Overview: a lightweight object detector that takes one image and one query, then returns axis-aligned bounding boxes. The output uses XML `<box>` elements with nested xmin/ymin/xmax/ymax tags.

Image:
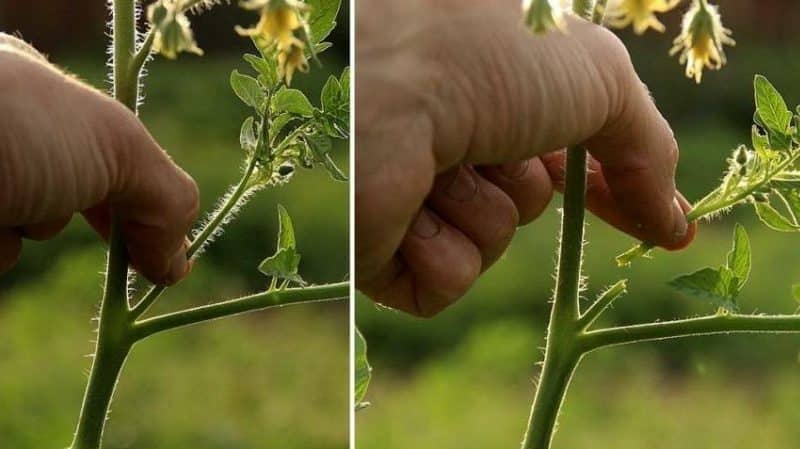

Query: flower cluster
<box><xmin>236</xmin><ymin>0</ymin><xmax>311</xmax><ymax>85</ymax></box>
<box><xmin>525</xmin><ymin>0</ymin><xmax>736</xmax><ymax>83</ymax></box>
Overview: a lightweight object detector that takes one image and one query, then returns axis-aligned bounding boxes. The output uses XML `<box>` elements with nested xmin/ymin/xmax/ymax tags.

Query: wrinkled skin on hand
<box><xmin>0</xmin><ymin>36</ymin><xmax>199</xmax><ymax>285</ymax></box>
<box><xmin>356</xmin><ymin>0</ymin><xmax>696</xmax><ymax>317</ymax></box>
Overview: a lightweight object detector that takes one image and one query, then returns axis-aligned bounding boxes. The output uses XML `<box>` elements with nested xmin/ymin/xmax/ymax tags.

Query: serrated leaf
<box><xmin>272</xmin><ymin>88</ymin><xmax>314</xmax><ymax>117</ymax></box>
<box><xmin>355</xmin><ymin>328</ymin><xmax>372</xmax><ymax>410</ymax></box>
<box><xmin>754</xmin><ymin>200</ymin><xmax>800</xmax><ymax>232</ymax></box>
<box><xmin>321</xmin><ymin>75</ymin><xmax>342</xmax><ymax>112</ymax></box>
<box><xmin>306</xmin><ymin>0</ymin><xmax>340</xmax><ymax>44</ymax></box>
<box><xmin>243</xmin><ymin>53</ymin><xmax>277</xmax><ymax>87</ymax></box>
<box><xmin>258</xmin><ymin>205</ymin><xmax>304</xmax><ymax>285</ymax></box>
<box><xmin>258</xmin><ymin>248</ymin><xmax>304</xmax><ymax>284</ymax></box>
<box><xmin>669</xmin><ymin>267</ymin><xmax>739</xmax><ymax>312</ymax></box>
<box><xmin>726</xmin><ymin>224</ymin><xmax>751</xmax><ymax>289</ymax></box>
<box><xmin>754</xmin><ymin>75</ymin><xmax>793</xmax><ymax>137</ymax></box>
<box><xmin>239</xmin><ymin>116</ymin><xmax>257</xmax><ymax>152</ymax></box>
<box><xmin>230</xmin><ymin>70</ymin><xmax>266</xmax><ymax>110</ymax></box>
<box><xmin>775</xmin><ymin>188</ymin><xmax>800</xmax><ymax>221</ymax></box>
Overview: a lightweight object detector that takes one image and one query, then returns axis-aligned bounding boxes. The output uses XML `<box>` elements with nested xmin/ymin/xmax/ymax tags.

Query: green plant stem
<box><xmin>70</xmin><ymin>217</ymin><xmax>133</xmax><ymax>449</ymax></box>
<box><xmin>131</xmin><ymin>281</ymin><xmax>349</xmax><ymax>340</ymax></box>
<box><xmin>131</xmin><ymin>156</ymin><xmax>259</xmax><ymax>317</ymax></box>
<box><xmin>582</xmin><ymin>313</ymin><xmax>800</xmax><ymax>351</ymax></box>
<box><xmin>577</xmin><ymin>279</ymin><xmax>627</xmax><ymax>330</ymax></box>
<box><xmin>521</xmin><ymin>146</ymin><xmax>587</xmax><ymax>449</ymax></box>
<box><xmin>621</xmin><ymin>150</ymin><xmax>800</xmax><ymax>263</ymax></box>
<box><xmin>70</xmin><ymin>1</ymin><xmax>140</xmax><ymax>447</ymax></box>
<box><xmin>129</xmin><ymin>27</ymin><xmax>155</xmax><ymax>79</ymax></box>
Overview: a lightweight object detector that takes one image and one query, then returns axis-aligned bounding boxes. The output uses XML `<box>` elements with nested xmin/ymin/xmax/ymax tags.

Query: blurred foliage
<box><xmin>0</xmin><ymin>19</ymin><xmax>349</xmax><ymax>448</ymax></box>
<box><xmin>357</xmin><ymin>14</ymin><xmax>800</xmax><ymax>449</ymax></box>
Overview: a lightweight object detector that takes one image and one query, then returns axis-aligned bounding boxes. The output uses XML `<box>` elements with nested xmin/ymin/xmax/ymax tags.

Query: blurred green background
<box><xmin>357</xmin><ymin>2</ymin><xmax>800</xmax><ymax>448</ymax></box>
<box><xmin>0</xmin><ymin>1</ymin><xmax>349</xmax><ymax>448</ymax></box>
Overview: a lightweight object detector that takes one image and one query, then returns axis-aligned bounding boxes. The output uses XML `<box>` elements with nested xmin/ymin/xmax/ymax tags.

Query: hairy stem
<box><xmin>131</xmin><ymin>281</ymin><xmax>349</xmax><ymax>341</ymax></box>
<box><xmin>70</xmin><ymin>1</ymin><xmax>139</xmax><ymax>447</ymax></box>
<box><xmin>131</xmin><ymin>156</ymin><xmax>259</xmax><ymax>317</ymax></box>
<box><xmin>521</xmin><ymin>146</ymin><xmax>587</xmax><ymax>449</ymax></box>
<box><xmin>70</xmin><ymin>217</ymin><xmax>132</xmax><ymax>449</ymax></box>
<box><xmin>583</xmin><ymin>313</ymin><xmax>800</xmax><ymax>351</ymax></box>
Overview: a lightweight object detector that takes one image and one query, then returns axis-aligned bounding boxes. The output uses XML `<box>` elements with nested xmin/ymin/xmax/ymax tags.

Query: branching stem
<box><xmin>131</xmin><ymin>282</ymin><xmax>349</xmax><ymax>340</ymax></box>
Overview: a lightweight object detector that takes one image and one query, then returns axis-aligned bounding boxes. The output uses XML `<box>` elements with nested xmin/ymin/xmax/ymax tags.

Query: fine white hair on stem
<box><xmin>190</xmin><ymin>182</ymin><xmax>264</xmax><ymax>259</ymax></box>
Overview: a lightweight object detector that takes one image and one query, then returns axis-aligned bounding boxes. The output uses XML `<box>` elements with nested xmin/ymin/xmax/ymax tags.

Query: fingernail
<box><xmin>672</xmin><ymin>197</ymin><xmax>688</xmax><ymax>241</ymax></box>
<box><xmin>499</xmin><ymin>160</ymin><xmax>529</xmax><ymax>180</ymax></box>
<box><xmin>162</xmin><ymin>247</ymin><xmax>190</xmax><ymax>286</ymax></box>
<box><xmin>411</xmin><ymin>209</ymin><xmax>440</xmax><ymax>239</ymax></box>
<box><xmin>445</xmin><ymin>166</ymin><xmax>478</xmax><ymax>201</ymax></box>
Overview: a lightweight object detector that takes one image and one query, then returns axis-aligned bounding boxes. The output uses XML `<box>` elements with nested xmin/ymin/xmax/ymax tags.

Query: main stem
<box><xmin>521</xmin><ymin>147</ymin><xmax>587</xmax><ymax>449</ymax></box>
<box><xmin>71</xmin><ymin>1</ymin><xmax>138</xmax><ymax>447</ymax></box>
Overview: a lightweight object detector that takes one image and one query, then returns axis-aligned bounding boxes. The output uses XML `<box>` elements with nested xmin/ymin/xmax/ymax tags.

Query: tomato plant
<box><xmin>65</xmin><ymin>1</ymin><xmax>349</xmax><ymax>448</ymax></box>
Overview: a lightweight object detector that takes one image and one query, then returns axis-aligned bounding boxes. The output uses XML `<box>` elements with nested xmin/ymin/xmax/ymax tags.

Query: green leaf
<box><xmin>258</xmin><ymin>205</ymin><xmax>304</xmax><ymax>285</ymax></box>
<box><xmin>321</xmin><ymin>75</ymin><xmax>342</xmax><ymax>112</ymax></box>
<box><xmin>258</xmin><ymin>248</ymin><xmax>303</xmax><ymax>284</ymax></box>
<box><xmin>355</xmin><ymin>328</ymin><xmax>372</xmax><ymax>410</ymax></box>
<box><xmin>269</xmin><ymin>113</ymin><xmax>296</xmax><ymax>143</ymax></box>
<box><xmin>754</xmin><ymin>75</ymin><xmax>793</xmax><ymax>137</ymax></box>
<box><xmin>272</xmin><ymin>88</ymin><xmax>314</xmax><ymax>117</ymax></box>
<box><xmin>754</xmin><ymin>200</ymin><xmax>800</xmax><ymax>232</ymax></box>
<box><xmin>340</xmin><ymin>67</ymin><xmax>350</xmax><ymax>99</ymax></box>
<box><xmin>230</xmin><ymin>70</ymin><xmax>266</xmax><ymax>110</ymax></box>
<box><xmin>725</xmin><ymin>224</ymin><xmax>751</xmax><ymax>288</ymax></box>
<box><xmin>669</xmin><ymin>267</ymin><xmax>739</xmax><ymax>312</ymax></box>
<box><xmin>306</xmin><ymin>0</ymin><xmax>340</xmax><ymax>44</ymax></box>
<box><xmin>239</xmin><ymin>116</ymin><xmax>257</xmax><ymax>152</ymax></box>
<box><xmin>243</xmin><ymin>53</ymin><xmax>277</xmax><ymax>88</ymax></box>
<box><xmin>306</xmin><ymin>133</ymin><xmax>348</xmax><ymax>181</ymax></box>
<box><xmin>774</xmin><ymin>189</ymin><xmax>800</xmax><ymax>222</ymax></box>
<box><xmin>751</xmin><ymin>125</ymin><xmax>771</xmax><ymax>154</ymax></box>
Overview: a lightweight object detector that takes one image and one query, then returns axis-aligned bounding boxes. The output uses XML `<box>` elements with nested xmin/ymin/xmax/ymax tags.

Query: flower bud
<box><xmin>734</xmin><ymin>146</ymin><xmax>749</xmax><ymax>166</ymax></box>
<box><xmin>524</xmin><ymin>0</ymin><xmax>564</xmax><ymax>34</ymax></box>
<box><xmin>148</xmin><ymin>0</ymin><xmax>203</xmax><ymax>59</ymax></box>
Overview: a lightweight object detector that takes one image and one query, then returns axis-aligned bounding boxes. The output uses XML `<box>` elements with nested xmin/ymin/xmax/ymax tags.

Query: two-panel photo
<box><xmin>1</xmin><ymin>0</ymin><xmax>799</xmax><ymax>448</ymax></box>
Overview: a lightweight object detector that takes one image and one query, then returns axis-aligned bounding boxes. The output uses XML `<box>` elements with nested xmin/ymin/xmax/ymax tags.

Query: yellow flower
<box><xmin>524</xmin><ymin>0</ymin><xmax>564</xmax><ymax>34</ymax></box>
<box><xmin>606</xmin><ymin>0</ymin><xmax>681</xmax><ymax>34</ymax></box>
<box><xmin>278</xmin><ymin>38</ymin><xmax>309</xmax><ymax>85</ymax></box>
<box><xmin>670</xmin><ymin>0</ymin><xmax>735</xmax><ymax>83</ymax></box>
<box><xmin>236</xmin><ymin>0</ymin><xmax>303</xmax><ymax>48</ymax></box>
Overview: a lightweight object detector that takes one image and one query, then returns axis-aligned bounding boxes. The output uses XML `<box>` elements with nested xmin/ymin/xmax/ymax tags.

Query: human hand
<box><xmin>0</xmin><ymin>38</ymin><xmax>199</xmax><ymax>285</ymax></box>
<box><xmin>355</xmin><ymin>0</ymin><xmax>696</xmax><ymax>317</ymax></box>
